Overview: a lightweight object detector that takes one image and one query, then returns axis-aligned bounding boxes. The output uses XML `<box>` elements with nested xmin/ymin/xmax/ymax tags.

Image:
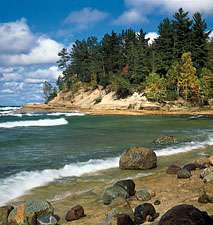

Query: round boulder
<box><xmin>134</xmin><ymin>203</ymin><xmax>158</xmax><ymax>224</ymax></box>
<box><xmin>136</xmin><ymin>189</ymin><xmax>151</xmax><ymax>201</ymax></box>
<box><xmin>183</xmin><ymin>163</ymin><xmax>198</xmax><ymax>172</ymax></box>
<box><xmin>65</xmin><ymin>205</ymin><xmax>85</xmax><ymax>222</ymax></box>
<box><xmin>119</xmin><ymin>147</ymin><xmax>157</xmax><ymax>170</ymax></box>
<box><xmin>158</xmin><ymin>204</ymin><xmax>213</xmax><ymax>225</ymax></box>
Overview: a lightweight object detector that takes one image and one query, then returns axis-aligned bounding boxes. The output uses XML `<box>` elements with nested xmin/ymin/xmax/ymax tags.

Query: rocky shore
<box><xmin>2</xmin><ymin>145</ymin><xmax>213</xmax><ymax>225</ymax></box>
<box><xmin>21</xmin><ymin>88</ymin><xmax>213</xmax><ymax>116</ymax></box>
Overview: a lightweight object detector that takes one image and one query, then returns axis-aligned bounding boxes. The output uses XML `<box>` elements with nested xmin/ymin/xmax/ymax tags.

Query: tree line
<box><xmin>44</xmin><ymin>8</ymin><xmax>213</xmax><ymax>105</ymax></box>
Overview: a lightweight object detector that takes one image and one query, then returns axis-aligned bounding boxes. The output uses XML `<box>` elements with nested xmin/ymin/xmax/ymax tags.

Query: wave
<box><xmin>46</xmin><ymin>112</ymin><xmax>85</xmax><ymax>117</ymax></box>
<box><xmin>0</xmin><ymin>106</ymin><xmax>20</xmax><ymax>111</ymax></box>
<box><xmin>0</xmin><ymin>157</ymin><xmax>119</xmax><ymax>206</ymax></box>
<box><xmin>0</xmin><ymin>112</ymin><xmax>85</xmax><ymax>117</ymax></box>
<box><xmin>0</xmin><ymin>118</ymin><xmax>68</xmax><ymax>128</ymax></box>
<box><xmin>155</xmin><ymin>134</ymin><xmax>213</xmax><ymax>156</ymax></box>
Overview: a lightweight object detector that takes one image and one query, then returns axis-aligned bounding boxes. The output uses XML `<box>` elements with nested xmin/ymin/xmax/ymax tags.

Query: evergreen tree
<box><xmin>57</xmin><ymin>48</ymin><xmax>70</xmax><ymax>70</ymax></box>
<box><xmin>207</xmin><ymin>38</ymin><xmax>213</xmax><ymax>70</ymax></box>
<box><xmin>155</xmin><ymin>18</ymin><xmax>174</xmax><ymax>75</ymax></box>
<box><xmin>191</xmin><ymin>12</ymin><xmax>209</xmax><ymax>71</ymax></box>
<box><xmin>173</xmin><ymin>8</ymin><xmax>192</xmax><ymax>58</ymax></box>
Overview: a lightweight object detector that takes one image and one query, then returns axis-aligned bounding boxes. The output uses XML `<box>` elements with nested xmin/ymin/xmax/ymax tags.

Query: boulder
<box><xmin>102</xmin><ymin>198</ymin><xmax>134</xmax><ymax>225</ymax></box>
<box><xmin>134</xmin><ymin>203</ymin><xmax>158</xmax><ymax>224</ymax></box>
<box><xmin>200</xmin><ymin>167</ymin><xmax>213</xmax><ymax>179</ymax></box>
<box><xmin>154</xmin><ymin>136</ymin><xmax>177</xmax><ymax>145</ymax></box>
<box><xmin>203</xmin><ymin>174</ymin><xmax>213</xmax><ymax>184</ymax></box>
<box><xmin>136</xmin><ymin>189</ymin><xmax>151</xmax><ymax>201</ymax></box>
<box><xmin>114</xmin><ymin>179</ymin><xmax>136</xmax><ymax>196</ymax></box>
<box><xmin>37</xmin><ymin>215</ymin><xmax>57</xmax><ymax>225</ymax></box>
<box><xmin>158</xmin><ymin>204</ymin><xmax>213</xmax><ymax>225</ymax></box>
<box><xmin>103</xmin><ymin>185</ymin><xmax>129</xmax><ymax>205</ymax></box>
<box><xmin>177</xmin><ymin>169</ymin><xmax>191</xmax><ymax>179</ymax></box>
<box><xmin>183</xmin><ymin>163</ymin><xmax>198</xmax><ymax>172</ymax></box>
<box><xmin>0</xmin><ymin>206</ymin><xmax>14</xmax><ymax>225</ymax></box>
<box><xmin>119</xmin><ymin>147</ymin><xmax>157</xmax><ymax>170</ymax></box>
<box><xmin>8</xmin><ymin>200</ymin><xmax>54</xmax><ymax>225</ymax></box>
<box><xmin>154</xmin><ymin>200</ymin><xmax>161</xmax><ymax>205</ymax></box>
<box><xmin>65</xmin><ymin>205</ymin><xmax>85</xmax><ymax>222</ymax></box>
<box><xmin>194</xmin><ymin>157</ymin><xmax>211</xmax><ymax>168</ymax></box>
<box><xmin>209</xmin><ymin>156</ymin><xmax>213</xmax><ymax>165</ymax></box>
<box><xmin>117</xmin><ymin>214</ymin><xmax>135</xmax><ymax>225</ymax></box>
<box><xmin>166</xmin><ymin>165</ymin><xmax>181</xmax><ymax>174</ymax></box>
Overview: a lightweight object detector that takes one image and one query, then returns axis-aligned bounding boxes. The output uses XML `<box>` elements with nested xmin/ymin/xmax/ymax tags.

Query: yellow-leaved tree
<box><xmin>178</xmin><ymin>52</ymin><xmax>200</xmax><ymax>101</ymax></box>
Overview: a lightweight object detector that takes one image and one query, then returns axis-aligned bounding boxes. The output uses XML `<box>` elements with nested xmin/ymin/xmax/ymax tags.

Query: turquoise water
<box><xmin>0</xmin><ymin>106</ymin><xmax>212</xmax><ymax>205</ymax></box>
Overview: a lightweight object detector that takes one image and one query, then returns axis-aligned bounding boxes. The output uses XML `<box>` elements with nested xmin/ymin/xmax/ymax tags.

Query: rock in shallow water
<box><xmin>183</xmin><ymin>163</ymin><xmax>198</xmax><ymax>172</ymax></box>
<box><xmin>136</xmin><ymin>189</ymin><xmax>151</xmax><ymax>201</ymax></box>
<box><xmin>166</xmin><ymin>164</ymin><xmax>181</xmax><ymax>174</ymax></box>
<box><xmin>8</xmin><ymin>200</ymin><xmax>54</xmax><ymax>225</ymax></box>
<box><xmin>114</xmin><ymin>179</ymin><xmax>136</xmax><ymax>197</ymax></box>
<box><xmin>119</xmin><ymin>147</ymin><xmax>157</xmax><ymax>170</ymax></box>
<box><xmin>177</xmin><ymin>169</ymin><xmax>191</xmax><ymax>179</ymax></box>
<box><xmin>37</xmin><ymin>215</ymin><xmax>57</xmax><ymax>225</ymax></box>
<box><xmin>65</xmin><ymin>205</ymin><xmax>85</xmax><ymax>222</ymax></box>
<box><xmin>158</xmin><ymin>204</ymin><xmax>213</xmax><ymax>225</ymax></box>
<box><xmin>0</xmin><ymin>205</ymin><xmax>14</xmax><ymax>225</ymax></box>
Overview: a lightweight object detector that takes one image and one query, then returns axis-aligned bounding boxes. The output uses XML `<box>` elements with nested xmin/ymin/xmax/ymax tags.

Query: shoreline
<box><xmin>12</xmin><ymin>145</ymin><xmax>213</xmax><ymax>224</ymax></box>
<box><xmin>21</xmin><ymin>103</ymin><xmax>213</xmax><ymax>116</ymax></box>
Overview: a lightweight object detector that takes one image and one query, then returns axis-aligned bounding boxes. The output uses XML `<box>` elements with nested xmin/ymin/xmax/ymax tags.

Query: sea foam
<box><xmin>0</xmin><ymin>157</ymin><xmax>119</xmax><ymax>206</ymax></box>
<box><xmin>155</xmin><ymin>134</ymin><xmax>213</xmax><ymax>156</ymax></box>
<box><xmin>0</xmin><ymin>118</ymin><xmax>68</xmax><ymax>128</ymax></box>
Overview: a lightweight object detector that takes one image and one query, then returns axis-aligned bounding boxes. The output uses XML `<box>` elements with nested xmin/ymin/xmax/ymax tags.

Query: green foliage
<box><xmin>55</xmin><ymin>8</ymin><xmax>212</xmax><ymax>106</ymax></box>
<box><xmin>144</xmin><ymin>73</ymin><xmax>167</xmax><ymax>102</ymax></box>
<box><xmin>111</xmin><ymin>74</ymin><xmax>133</xmax><ymax>99</ymax></box>
<box><xmin>94</xmin><ymin>96</ymin><xmax>102</xmax><ymax>104</ymax></box>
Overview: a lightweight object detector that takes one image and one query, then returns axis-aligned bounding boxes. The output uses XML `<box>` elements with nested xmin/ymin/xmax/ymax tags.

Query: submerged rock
<box><xmin>114</xmin><ymin>179</ymin><xmax>136</xmax><ymax>196</ymax></box>
<box><xmin>134</xmin><ymin>203</ymin><xmax>158</xmax><ymax>224</ymax></box>
<box><xmin>8</xmin><ymin>200</ymin><xmax>54</xmax><ymax>225</ymax></box>
<box><xmin>119</xmin><ymin>147</ymin><xmax>157</xmax><ymax>170</ymax></box>
<box><xmin>103</xmin><ymin>185</ymin><xmax>129</xmax><ymax>205</ymax></box>
<box><xmin>0</xmin><ymin>205</ymin><xmax>14</xmax><ymax>225</ymax></box>
<box><xmin>37</xmin><ymin>215</ymin><xmax>57</xmax><ymax>225</ymax></box>
<box><xmin>177</xmin><ymin>169</ymin><xmax>191</xmax><ymax>179</ymax></box>
<box><xmin>154</xmin><ymin>136</ymin><xmax>177</xmax><ymax>145</ymax></box>
<box><xmin>158</xmin><ymin>204</ymin><xmax>213</xmax><ymax>225</ymax></box>
<box><xmin>65</xmin><ymin>205</ymin><xmax>85</xmax><ymax>222</ymax></box>
<box><xmin>166</xmin><ymin>164</ymin><xmax>181</xmax><ymax>174</ymax></box>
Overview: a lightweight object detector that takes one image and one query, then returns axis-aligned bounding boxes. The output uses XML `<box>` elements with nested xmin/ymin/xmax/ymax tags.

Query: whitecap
<box><xmin>0</xmin><ymin>157</ymin><xmax>119</xmax><ymax>206</ymax></box>
<box><xmin>0</xmin><ymin>118</ymin><xmax>68</xmax><ymax>128</ymax></box>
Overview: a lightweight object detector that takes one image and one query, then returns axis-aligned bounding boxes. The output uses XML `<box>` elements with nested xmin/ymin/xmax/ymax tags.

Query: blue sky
<box><xmin>0</xmin><ymin>0</ymin><xmax>212</xmax><ymax>106</ymax></box>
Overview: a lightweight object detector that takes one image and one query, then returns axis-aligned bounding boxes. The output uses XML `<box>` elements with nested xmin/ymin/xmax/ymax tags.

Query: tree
<box><xmin>191</xmin><ymin>12</ymin><xmax>209</xmax><ymax>72</ymax></box>
<box><xmin>173</xmin><ymin>8</ymin><xmax>192</xmax><ymax>58</ymax></box>
<box><xmin>43</xmin><ymin>81</ymin><xmax>57</xmax><ymax>103</ymax></box>
<box><xmin>178</xmin><ymin>52</ymin><xmax>200</xmax><ymax>101</ymax></box>
<box><xmin>144</xmin><ymin>73</ymin><xmax>167</xmax><ymax>102</ymax></box>
<box><xmin>207</xmin><ymin>38</ymin><xmax>213</xmax><ymax>70</ymax></box>
<box><xmin>57</xmin><ymin>48</ymin><xmax>70</xmax><ymax>70</ymax></box>
<box><xmin>155</xmin><ymin>18</ymin><xmax>174</xmax><ymax>75</ymax></box>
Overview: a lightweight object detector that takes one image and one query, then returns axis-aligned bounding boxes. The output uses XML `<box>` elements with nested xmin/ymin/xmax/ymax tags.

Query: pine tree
<box><xmin>191</xmin><ymin>12</ymin><xmax>209</xmax><ymax>71</ymax></box>
<box><xmin>155</xmin><ymin>18</ymin><xmax>174</xmax><ymax>75</ymax></box>
<box><xmin>173</xmin><ymin>8</ymin><xmax>192</xmax><ymax>58</ymax></box>
<box><xmin>57</xmin><ymin>48</ymin><xmax>70</xmax><ymax>70</ymax></box>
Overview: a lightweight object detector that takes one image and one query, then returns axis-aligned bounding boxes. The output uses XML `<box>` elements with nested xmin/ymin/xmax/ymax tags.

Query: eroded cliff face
<box><xmin>48</xmin><ymin>87</ymin><xmax>160</xmax><ymax>110</ymax></box>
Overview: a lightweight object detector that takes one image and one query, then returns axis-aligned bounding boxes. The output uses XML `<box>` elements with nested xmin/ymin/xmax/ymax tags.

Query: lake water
<box><xmin>0</xmin><ymin>106</ymin><xmax>212</xmax><ymax>205</ymax></box>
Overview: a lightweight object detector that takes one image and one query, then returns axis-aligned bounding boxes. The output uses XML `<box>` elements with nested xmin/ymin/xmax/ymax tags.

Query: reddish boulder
<box><xmin>65</xmin><ymin>205</ymin><xmax>85</xmax><ymax>222</ymax></box>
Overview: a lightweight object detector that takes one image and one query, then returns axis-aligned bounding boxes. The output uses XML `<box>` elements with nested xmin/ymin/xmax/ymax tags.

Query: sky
<box><xmin>0</xmin><ymin>0</ymin><xmax>212</xmax><ymax>106</ymax></box>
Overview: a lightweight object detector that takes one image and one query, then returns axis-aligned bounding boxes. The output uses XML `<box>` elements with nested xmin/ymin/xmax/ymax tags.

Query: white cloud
<box><xmin>0</xmin><ymin>37</ymin><xmax>63</xmax><ymax>66</ymax></box>
<box><xmin>0</xmin><ymin>18</ymin><xmax>35</xmax><ymax>53</ymax></box>
<box><xmin>145</xmin><ymin>32</ymin><xmax>159</xmax><ymax>45</ymax></box>
<box><xmin>65</xmin><ymin>7</ymin><xmax>108</xmax><ymax>30</ymax></box>
<box><xmin>116</xmin><ymin>0</ymin><xmax>213</xmax><ymax>25</ymax></box>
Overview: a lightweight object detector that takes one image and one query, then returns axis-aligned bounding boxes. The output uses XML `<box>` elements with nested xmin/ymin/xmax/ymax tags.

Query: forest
<box><xmin>46</xmin><ymin>8</ymin><xmax>213</xmax><ymax>105</ymax></box>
